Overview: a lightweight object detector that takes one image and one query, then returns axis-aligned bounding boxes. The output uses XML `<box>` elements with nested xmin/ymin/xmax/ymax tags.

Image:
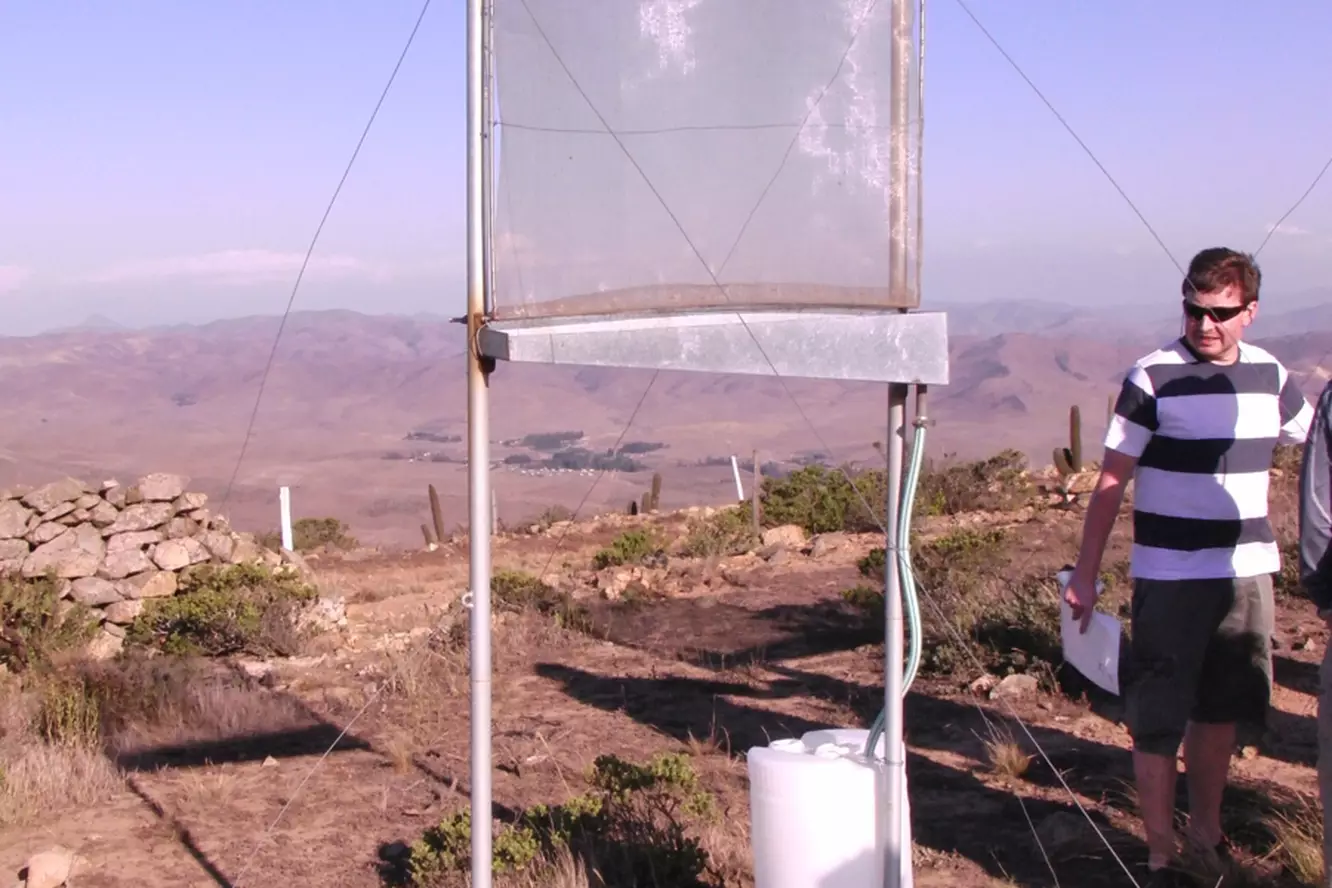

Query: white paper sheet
<box><xmin>1056</xmin><ymin>570</ymin><xmax>1122</xmax><ymax>696</ymax></box>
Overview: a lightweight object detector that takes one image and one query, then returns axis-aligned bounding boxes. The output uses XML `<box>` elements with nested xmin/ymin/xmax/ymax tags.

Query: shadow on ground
<box><xmin>535</xmin><ymin>660</ymin><xmax>1150</xmax><ymax>887</ymax></box>
<box><xmin>581</xmin><ymin>595</ymin><xmax>879</xmax><ymax>668</ymax></box>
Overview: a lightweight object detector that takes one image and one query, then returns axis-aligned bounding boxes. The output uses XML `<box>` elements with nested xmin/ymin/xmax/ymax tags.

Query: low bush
<box><xmin>257</xmin><ymin>516</ymin><xmax>358</xmax><ymax>553</ymax></box>
<box><xmin>0</xmin><ymin>573</ymin><xmax>99</xmax><ymax>673</ymax></box>
<box><xmin>592</xmin><ymin>530</ymin><xmax>663</xmax><ymax>570</ymax></box>
<box><xmin>756</xmin><ymin>465</ymin><xmax>885</xmax><ymax>535</ymax></box>
<box><xmin>914</xmin><ymin>449</ymin><xmax>1034</xmax><ymax>517</ymax></box>
<box><xmin>679</xmin><ymin>508</ymin><xmax>757</xmax><ymax>558</ymax></box>
<box><xmin>491</xmin><ymin>569</ymin><xmax>591</xmax><ymax>633</ymax></box>
<box><xmin>754</xmin><ymin>451</ymin><xmax>1033</xmax><ymax>536</ymax></box>
<box><xmin>842</xmin><ymin>527</ymin><xmax>1062</xmax><ymax>678</ymax></box>
<box><xmin>126</xmin><ymin>562</ymin><xmax>318</xmax><ymax>657</ymax></box>
<box><xmin>408</xmin><ymin>752</ymin><xmax>720</xmax><ymax>887</ymax></box>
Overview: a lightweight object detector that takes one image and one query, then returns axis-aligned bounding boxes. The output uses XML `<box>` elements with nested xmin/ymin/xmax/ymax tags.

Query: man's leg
<box><xmin>1182</xmin><ymin>721</ymin><xmax>1236</xmax><ymax>848</ymax></box>
<box><xmin>1133</xmin><ymin>748</ymin><xmax>1181</xmax><ymax>869</ymax></box>
<box><xmin>1318</xmin><ymin>639</ymin><xmax>1332</xmax><ymax>886</ymax></box>
<box><xmin>1188</xmin><ymin>574</ymin><xmax>1275</xmax><ymax>852</ymax></box>
<box><xmin>1125</xmin><ymin>579</ymin><xmax>1219</xmax><ymax>870</ymax></box>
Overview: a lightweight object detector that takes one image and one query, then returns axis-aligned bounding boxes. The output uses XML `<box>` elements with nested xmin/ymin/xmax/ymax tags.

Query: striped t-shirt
<box><xmin>1104</xmin><ymin>337</ymin><xmax>1314</xmax><ymax>580</ymax></box>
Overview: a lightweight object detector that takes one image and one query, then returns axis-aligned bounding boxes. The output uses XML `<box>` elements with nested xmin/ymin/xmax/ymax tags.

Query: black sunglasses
<box><xmin>1182</xmin><ymin>299</ymin><xmax>1247</xmax><ymax>323</ymax></box>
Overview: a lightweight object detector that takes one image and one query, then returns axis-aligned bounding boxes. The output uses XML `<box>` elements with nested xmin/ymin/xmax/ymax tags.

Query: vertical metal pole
<box><xmin>914</xmin><ymin>0</ymin><xmax>926</xmax><ymax>303</ymax></box>
<box><xmin>481</xmin><ymin>0</ymin><xmax>496</xmax><ymax>316</ymax></box>
<box><xmin>466</xmin><ymin>0</ymin><xmax>494</xmax><ymax>885</ymax></box>
<box><xmin>882</xmin><ymin>385</ymin><xmax>908</xmax><ymax>888</ymax></box>
<box><xmin>889</xmin><ymin>0</ymin><xmax>912</xmax><ymax>305</ymax></box>
<box><xmin>884</xmin><ymin>0</ymin><xmax>914</xmax><ymax>885</ymax></box>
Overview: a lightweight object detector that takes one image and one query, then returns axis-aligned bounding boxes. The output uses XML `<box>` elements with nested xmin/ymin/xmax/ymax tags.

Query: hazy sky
<box><xmin>3</xmin><ymin>1</ymin><xmax>1332</xmax><ymax>335</ymax></box>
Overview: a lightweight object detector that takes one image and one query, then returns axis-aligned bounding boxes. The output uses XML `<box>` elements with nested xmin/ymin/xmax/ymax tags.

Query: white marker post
<box><xmin>730</xmin><ymin>455</ymin><xmax>745</xmax><ymax>501</ymax></box>
<box><xmin>279</xmin><ymin>486</ymin><xmax>293</xmax><ymax>551</ymax></box>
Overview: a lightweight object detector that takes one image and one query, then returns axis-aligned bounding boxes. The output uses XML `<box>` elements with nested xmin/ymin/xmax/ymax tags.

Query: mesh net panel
<box><xmin>490</xmin><ymin>0</ymin><xmax>923</xmax><ymax>319</ymax></box>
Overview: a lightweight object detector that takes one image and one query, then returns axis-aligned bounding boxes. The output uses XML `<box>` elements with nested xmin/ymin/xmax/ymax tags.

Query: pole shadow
<box><xmin>534</xmin><ymin>661</ymin><xmax>1147</xmax><ymax>887</ymax></box>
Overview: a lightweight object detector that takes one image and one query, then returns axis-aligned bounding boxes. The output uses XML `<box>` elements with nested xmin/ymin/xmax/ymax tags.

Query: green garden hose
<box><xmin>864</xmin><ymin>418</ymin><xmax>927</xmax><ymax>760</ymax></box>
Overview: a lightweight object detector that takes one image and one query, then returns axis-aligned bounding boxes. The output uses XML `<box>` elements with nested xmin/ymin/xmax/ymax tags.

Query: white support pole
<box><xmin>279</xmin><ymin>486</ymin><xmax>293</xmax><ymax>552</ymax></box>
<box><xmin>730</xmin><ymin>455</ymin><xmax>745</xmax><ymax>501</ymax></box>
<box><xmin>884</xmin><ymin>0</ymin><xmax>914</xmax><ymax>884</ymax></box>
<box><xmin>481</xmin><ymin>0</ymin><xmax>495</xmax><ymax>316</ymax></box>
<box><xmin>882</xmin><ymin>385</ymin><xmax>908</xmax><ymax>888</ymax></box>
<box><xmin>467</xmin><ymin>0</ymin><xmax>494</xmax><ymax>885</ymax></box>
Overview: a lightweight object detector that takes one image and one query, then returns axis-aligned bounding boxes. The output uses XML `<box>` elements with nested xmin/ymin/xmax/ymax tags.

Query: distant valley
<box><xmin>3</xmin><ymin>297</ymin><xmax>1331</xmax><ymax>547</ymax></box>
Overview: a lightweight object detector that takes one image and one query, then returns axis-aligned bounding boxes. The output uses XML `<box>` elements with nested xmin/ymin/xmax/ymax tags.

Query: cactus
<box><xmin>1053</xmin><ymin>405</ymin><xmax>1082</xmax><ymax>475</ymax></box>
<box><xmin>628</xmin><ymin>500</ymin><xmax>639</xmax><ymax>516</ymax></box>
<box><xmin>421</xmin><ymin>522</ymin><xmax>436</xmax><ymax>547</ymax></box>
<box><xmin>428</xmin><ymin>483</ymin><xmax>446</xmax><ymax>543</ymax></box>
<box><xmin>649</xmin><ymin>472</ymin><xmax>663</xmax><ymax>511</ymax></box>
<box><xmin>640</xmin><ymin>491</ymin><xmax>651</xmax><ymax>514</ymax></box>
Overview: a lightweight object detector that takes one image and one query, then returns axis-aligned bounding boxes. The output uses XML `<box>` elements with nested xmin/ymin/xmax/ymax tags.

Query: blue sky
<box><xmin>3</xmin><ymin>0</ymin><xmax>1331</xmax><ymax>335</ymax></box>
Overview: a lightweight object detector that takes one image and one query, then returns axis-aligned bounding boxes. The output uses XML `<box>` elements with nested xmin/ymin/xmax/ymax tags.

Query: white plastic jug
<box><xmin>747</xmin><ymin>728</ymin><xmax>913</xmax><ymax>888</ymax></box>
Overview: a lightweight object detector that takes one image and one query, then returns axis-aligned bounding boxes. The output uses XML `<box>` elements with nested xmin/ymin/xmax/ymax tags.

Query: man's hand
<box><xmin>1063</xmin><ymin>571</ymin><xmax>1100</xmax><ymax>633</ymax></box>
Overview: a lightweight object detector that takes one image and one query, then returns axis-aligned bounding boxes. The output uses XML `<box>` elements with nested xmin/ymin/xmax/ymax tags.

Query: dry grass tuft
<box><xmin>0</xmin><ymin>647</ymin><xmax>329</xmax><ymax>830</ymax></box>
<box><xmin>0</xmin><ymin>738</ymin><xmax>123</xmax><ymax>826</ymax></box>
<box><xmin>1267</xmin><ymin>797</ymin><xmax>1325</xmax><ymax>886</ymax></box>
<box><xmin>0</xmin><ymin>672</ymin><xmax>121</xmax><ymax>826</ymax></box>
<box><xmin>981</xmin><ymin>726</ymin><xmax>1033</xmax><ymax>783</ymax></box>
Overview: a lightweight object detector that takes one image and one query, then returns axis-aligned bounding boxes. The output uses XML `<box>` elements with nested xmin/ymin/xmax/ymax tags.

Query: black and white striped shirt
<box><xmin>1105</xmin><ymin>337</ymin><xmax>1313</xmax><ymax>580</ymax></box>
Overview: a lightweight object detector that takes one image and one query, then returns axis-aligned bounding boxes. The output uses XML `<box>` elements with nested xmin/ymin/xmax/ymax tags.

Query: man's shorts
<box><xmin>1124</xmin><ymin>574</ymin><xmax>1274</xmax><ymax>757</ymax></box>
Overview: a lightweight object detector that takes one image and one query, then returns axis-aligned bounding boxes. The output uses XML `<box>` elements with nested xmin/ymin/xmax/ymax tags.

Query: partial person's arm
<box><xmin>1066</xmin><ymin>365</ymin><xmax>1155</xmax><ymax>630</ymax></box>
<box><xmin>1071</xmin><ymin>448</ymin><xmax>1138</xmax><ymax>584</ymax></box>
<box><xmin>1298</xmin><ymin>379</ymin><xmax>1332</xmax><ymax>621</ymax></box>
<box><xmin>1279</xmin><ymin>363</ymin><xmax>1316</xmax><ymax>444</ymax></box>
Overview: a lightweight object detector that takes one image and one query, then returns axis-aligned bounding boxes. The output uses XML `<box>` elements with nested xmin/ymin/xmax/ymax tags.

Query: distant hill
<box><xmin>0</xmin><ymin>305</ymin><xmax>1329</xmax><ymax>545</ymax></box>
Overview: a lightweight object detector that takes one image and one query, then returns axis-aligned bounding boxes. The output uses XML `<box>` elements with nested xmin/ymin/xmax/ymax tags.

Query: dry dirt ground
<box><xmin>2</xmin><ymin>487</ymin><xmax>1328</xmax><ymax>888</ymax></box>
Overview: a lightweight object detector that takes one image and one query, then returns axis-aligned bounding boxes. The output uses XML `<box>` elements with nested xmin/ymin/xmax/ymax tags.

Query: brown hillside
<box><xmin>0</xmin><ymin>451</ymin><xmax>1324</xmax><ymax>886</ymax></box>
<box><xmin>0</xmin><ymin>311</ymin><xmax>1328</xmax><ymax>548</ymax></box>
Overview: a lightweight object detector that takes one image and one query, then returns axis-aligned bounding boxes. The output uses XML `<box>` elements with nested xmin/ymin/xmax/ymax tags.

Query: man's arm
<box><xmin>1298</xmin><ymin>379</ymin><xmax>1332</xmax><ymax>617</ymax></box>
<box><xmin>1066</xmin><ymin>366</ymin><xmax>1155</xmax><ymax>626</ymax></box>
<box><xmin>1076</xmin><ymin>366</ymin><xmax>1155</xmax><ymax>573</ymax></box>
<box><xmin>1072</xmin><ymin>447</ymin><xmax>1138</xmax><ymax>583</ymax></box>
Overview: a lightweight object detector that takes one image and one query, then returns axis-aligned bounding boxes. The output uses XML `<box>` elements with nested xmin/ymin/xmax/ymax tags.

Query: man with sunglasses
<box><xmin>1063</xmin><ymin>246</ymin><xmax>1313</xmax><ymax>884</ymax></box>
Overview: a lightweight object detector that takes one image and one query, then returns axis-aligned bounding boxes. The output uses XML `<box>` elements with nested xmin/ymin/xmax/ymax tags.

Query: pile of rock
<box><xmin>0</xmin><ymin>473</ymin><xmax>304</xmax><ymax>655</ymax></box>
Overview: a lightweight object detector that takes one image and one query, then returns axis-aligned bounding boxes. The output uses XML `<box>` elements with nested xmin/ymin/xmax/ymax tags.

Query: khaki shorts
<box><xmin>1124</xmin><ymin>575</ymin><xmax>1274</xmax><ymax>756</ymax></box>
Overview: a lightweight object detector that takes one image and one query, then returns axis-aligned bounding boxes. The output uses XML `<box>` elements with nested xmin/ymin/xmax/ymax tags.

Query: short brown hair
<box><xmin>1181</xmin><ymin>247</ymin><xmax>1261</xmax><ymax>304</ymax></box>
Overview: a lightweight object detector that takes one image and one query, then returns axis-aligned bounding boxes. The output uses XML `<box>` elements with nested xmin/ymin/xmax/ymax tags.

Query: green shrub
<box><xmin>532</xmin><ymin>505</ymin><xmax>574</xmax><ymax>529</ymax></box>
<box><xmin>679</xmin><ymin>508</ymin><xmax>757</xmax><ymax>558</ymax></box>
<box><xmin>490</xmin><ymin>569</ymin><xmax>591</xmax><ymax>632</ymax></box>
<box><xmin>592</xmin><ymin>530</ymin><xmax>663</xmax><ymax>570</ymax></box>
<box><xmin>913</xmin><ymin>450</ymin><xmax>1033</xmax><ymax>517</ymax></box>
<box><xmin>842</xmin><ymin>528</ymin><xmax>1061</xmax><ymax>678</ymax></box>
<box><xmin>755</xmin><ymin>465</ymin><xmax>885</xmax><ymax>535</ymax></box>
<box><xmin>126</xmin><ymin>563</ymin><xmax>317</xmax><ymax>657</ymax></box>
<box><xmin>256</xmin><ymin>517</ymin><xmax>357</xmax><ymax>553</ymax></box>
<box><xmin>0</xmin><ymin>573</ymin><xmax>98</xmax><ymax>673</ymax></box>
<box><xmin>751</xmin><ymin>451</ymin><xmax>1033</xmax><ymax>536</ymax></box>
<box><xmin>408</xmin><ymin>752</ymin><xmax>718</xmax><ymax>887</ymax></box>
<box><xmin>36</xmin><ymin>673</ymin><xmax>101</xmax><ymax>748</ymax></box>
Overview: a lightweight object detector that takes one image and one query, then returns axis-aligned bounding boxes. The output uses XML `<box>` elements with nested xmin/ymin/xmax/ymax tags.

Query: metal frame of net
<box><xmin>488</xmin><ymin>0</ymin><xmax>924</xmax><ymax>321</ymax></box>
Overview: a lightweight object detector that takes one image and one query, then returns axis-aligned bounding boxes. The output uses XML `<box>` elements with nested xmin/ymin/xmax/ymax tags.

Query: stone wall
<box><xmin>0</xmin><ymin>473</ymin><xmax>303</xmax><ymax>653</ymax></box>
